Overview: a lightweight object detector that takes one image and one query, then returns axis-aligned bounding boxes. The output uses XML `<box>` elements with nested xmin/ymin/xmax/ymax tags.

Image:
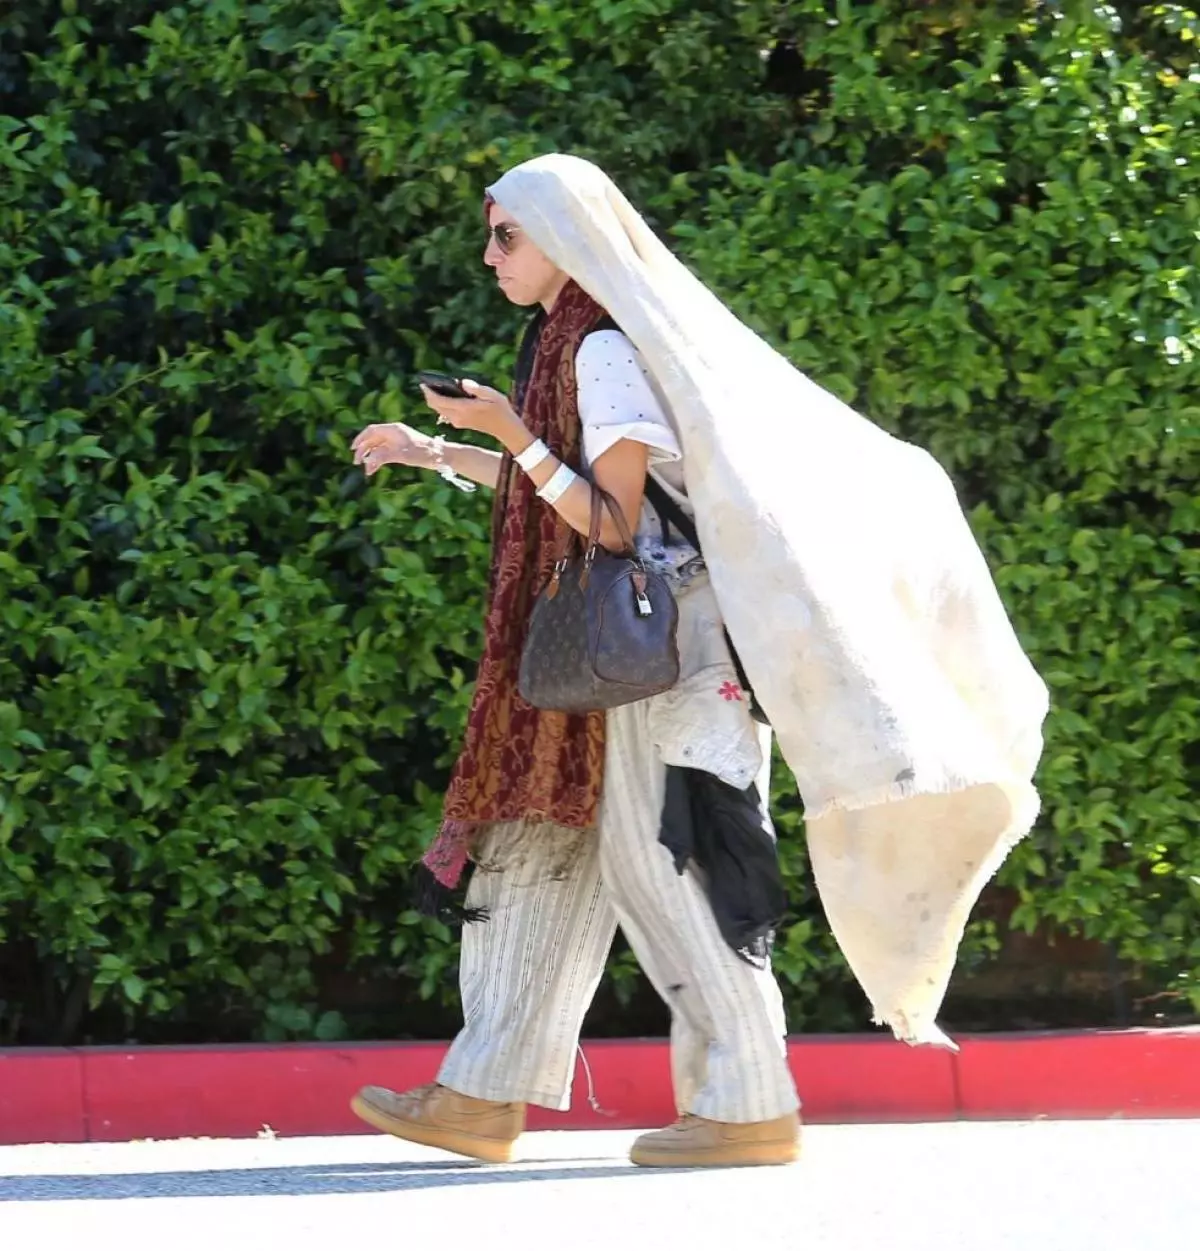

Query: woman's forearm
<box><xmin>499</xmin><ymin>422</ymin><xmax>647</xmax><ymax>551</ymax></box>
<box><xmin>536</xmin><ymin>470</ymin><xmax>640</xmax><ymax>551</ymax></box>
<box><xmin>426</xmin><ymin>441</ymin><xmax>505</xmax><ymax>490</ymax></box>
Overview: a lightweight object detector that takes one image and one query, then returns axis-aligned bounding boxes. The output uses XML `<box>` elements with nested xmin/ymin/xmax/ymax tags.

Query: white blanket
<box><xmin>490</xmin><ymin>155</ymin><xmax>1050</xmax><ymax>1046</ymax></box>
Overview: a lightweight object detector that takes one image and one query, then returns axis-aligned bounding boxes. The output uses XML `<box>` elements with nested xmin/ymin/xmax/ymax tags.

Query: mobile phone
<box><xmin>417</xmin><ymin>370</ymin><xmax>476</xmax><ymax>399</ymax></box>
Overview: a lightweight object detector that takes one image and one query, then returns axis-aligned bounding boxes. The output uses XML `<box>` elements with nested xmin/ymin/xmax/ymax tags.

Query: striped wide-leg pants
<box><xmin>436</xmin><ymin>698</ymin><xmax>800</xmax><ymax>1124</ymax></box>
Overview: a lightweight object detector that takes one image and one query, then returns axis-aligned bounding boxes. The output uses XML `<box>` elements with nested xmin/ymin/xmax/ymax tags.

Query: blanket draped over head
<box><xmin>420</xmin><ymin>280</ymin><xmax>609</xmax><ymax>901</ymax></box>
<box><xmin>475</xmin><ymin>153</ymin><xmax>1049</xmax><ymax>1048</ymax></box>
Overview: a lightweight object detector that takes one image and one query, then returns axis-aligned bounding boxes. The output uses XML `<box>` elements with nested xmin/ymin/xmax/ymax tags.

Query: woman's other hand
<box><xmin>351</xmin><ymin>422</ymin><xmax>433</xmax><ymax>477</ymax></box>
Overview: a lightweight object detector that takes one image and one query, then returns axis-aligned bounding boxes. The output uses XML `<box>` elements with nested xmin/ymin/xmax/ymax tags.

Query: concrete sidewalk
<box><xmin>2</xmin><ymin>1119</ymin><xmax>1196</xmax><ymax>1249</ymax></box>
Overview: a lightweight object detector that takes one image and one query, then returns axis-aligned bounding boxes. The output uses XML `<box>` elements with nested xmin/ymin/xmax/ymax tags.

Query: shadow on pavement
<box><xmin>0</xmin><ymin>1157</ymin><xmax>705</xmax><ymax>1202</ymax></box>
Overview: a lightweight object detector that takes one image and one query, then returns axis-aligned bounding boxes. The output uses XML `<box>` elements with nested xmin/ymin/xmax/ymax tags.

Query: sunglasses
<box><xmin>486</xmin><ymin>221</ymin><xmax>521</xmax><ymax>254</ymax></box>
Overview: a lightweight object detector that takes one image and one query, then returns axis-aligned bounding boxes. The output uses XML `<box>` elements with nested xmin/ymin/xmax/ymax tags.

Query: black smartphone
<box><xmin>417</xmin><ymin>370</ymin><xmax>477</xmax><ymax>399</ymax></box>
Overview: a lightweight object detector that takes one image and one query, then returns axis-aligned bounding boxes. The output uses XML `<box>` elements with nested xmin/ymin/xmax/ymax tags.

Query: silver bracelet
<box><xmin>429</xmin><ymin>436</ymin><xmax>478</xmax><ymax>494</ymax></box>
<box><xmin>536</xmin><ymin>463</ymin><xmax>578</xmax><ymax>506</ymax></box>
<box><xmin>514</xmin><ymin>438</ymin><xmax>552</xmax><ymax>473</ymax></box>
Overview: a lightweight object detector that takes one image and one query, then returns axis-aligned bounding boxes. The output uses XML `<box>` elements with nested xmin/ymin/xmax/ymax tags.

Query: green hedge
<box><xmin>1</xmin><ymin>0</ymin><xmax>1196</xmax><ymax>1045</ymax></box>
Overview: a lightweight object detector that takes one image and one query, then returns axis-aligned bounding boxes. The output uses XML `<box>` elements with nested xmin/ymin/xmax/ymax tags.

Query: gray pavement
<box><xmin>1</xmin><ymin>1120</ymin><xmax>1196</xmax><ymax>1249</ymax></box>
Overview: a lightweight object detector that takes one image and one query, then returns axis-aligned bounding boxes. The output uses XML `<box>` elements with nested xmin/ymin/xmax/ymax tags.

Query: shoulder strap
<box><xmin>644</xmin><ymin>475</ymin><xmax>700</xmax><ymax>553</ymax></box>
<box><xmin>513</xmin><ymin>308</ymin><xmax>546</xmax><ymax>413</ymax></box>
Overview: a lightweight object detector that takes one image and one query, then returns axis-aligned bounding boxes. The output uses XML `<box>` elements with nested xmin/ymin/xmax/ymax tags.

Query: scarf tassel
<box><xmin>413</xmin><ymin>863</ymin><xmax>491</xmax><ymax>927</ymax></box>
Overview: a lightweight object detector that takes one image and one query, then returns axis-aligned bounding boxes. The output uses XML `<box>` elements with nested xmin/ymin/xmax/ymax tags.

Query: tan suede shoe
<box><xmin>350</xmin><ymin>1083</ymin><xmax>525</xmax><ymax>1164</ymax></box>
<box><xmin>630</xmin><ymin>1111</ymin><xmax>801</xmax><ymax>1168</ymax></box>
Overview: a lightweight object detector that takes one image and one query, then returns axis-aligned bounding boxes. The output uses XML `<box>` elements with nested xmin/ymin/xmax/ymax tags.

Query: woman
<box><xmin>349</xmin><ymin>155</ymin><xmax>1048</xmax><ymax>1167</ymax></box>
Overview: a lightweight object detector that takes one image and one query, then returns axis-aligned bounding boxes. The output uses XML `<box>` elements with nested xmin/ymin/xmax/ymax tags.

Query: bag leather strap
<box><xmin>643</xmin><ymin>475</ymin><xmax>698</xmax><ymax>551</ymax></box>
<box><xmin>551</xmin><ymin>480</ymin><xmax>639</xmax><ymax>566</ymax></box>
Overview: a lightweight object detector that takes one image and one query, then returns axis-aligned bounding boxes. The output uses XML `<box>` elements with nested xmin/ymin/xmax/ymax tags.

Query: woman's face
<box><xmin>484</xmin><ymin>202</ymin><xmax>566</xmax><ymax>308</ymax></box>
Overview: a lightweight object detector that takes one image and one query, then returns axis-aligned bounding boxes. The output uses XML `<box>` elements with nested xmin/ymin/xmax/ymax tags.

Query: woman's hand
<box><xmin>351</xmin><ymin>422</ymin><xmax>433</xmax><ymax>477</ymax></box>
<box><xmin>419</xmin><ymin>380</ymin><xmax>528</xmax><ymax>450</ymax></box>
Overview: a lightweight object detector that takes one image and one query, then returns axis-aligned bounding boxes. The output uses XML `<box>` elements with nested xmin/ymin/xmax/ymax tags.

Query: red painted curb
<box><xmin>80</xmin><ymin>1042</ymin><xmax>447</xmax><ymax>1143</ymax></box>
<box><xmin>1</xmin><ymin>1030</ymin><xmax>1197</xmax><ymax>1146</ymax></box>
<box><xmin>0</xmin><ymin>1049</ymin><xmax>87</xmax><ymax>1145</ymax></box>
<box><xmin>785</xmin><ymin>1035</ymin><xmax>959</xmax><ymax>1123</ymax></box>
<box><xmin>955</xmin><ymin>1029</ymin><xmax>1200</xmax><ymax>1120</ymax></box>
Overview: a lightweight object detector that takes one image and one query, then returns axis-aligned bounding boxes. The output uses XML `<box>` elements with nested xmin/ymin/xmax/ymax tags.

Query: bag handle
<box><xmin>546</xmin><ymin>480</ymin><xmax>642</xmax><ymax>599</ymax></box>
<box><xmin>588</xmin><ymin>486</ymin><xmax>638</xmax><ymax>558</ymax></box>
<box><xmin>550</xmin><ymin>481</ymin><xmax>640</xmax><ymax>566</ymax></box>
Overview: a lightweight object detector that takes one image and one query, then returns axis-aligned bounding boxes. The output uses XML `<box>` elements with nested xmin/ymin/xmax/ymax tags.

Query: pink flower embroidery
<box><xmin>719</xmin><ymin>681</ymin><xmax>743</xmax><ymax>702</ymax></box>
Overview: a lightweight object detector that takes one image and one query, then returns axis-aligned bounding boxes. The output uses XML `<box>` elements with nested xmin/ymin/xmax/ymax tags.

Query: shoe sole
<box><xmin>630</xmin><ymin>1140</ymin><xmax>801</xmax><ymax>1169</ymax></box>
<box><xmin>349</xmin><ymin>1093</ymin><xmax>517</xmax><ymax>1164</ymax></box>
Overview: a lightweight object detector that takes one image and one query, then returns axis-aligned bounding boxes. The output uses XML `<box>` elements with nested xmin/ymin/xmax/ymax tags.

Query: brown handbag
<box><xmin>518</xmin><ymin>487</ymin><xmax>680</xmax><ymax>713</ymax></box>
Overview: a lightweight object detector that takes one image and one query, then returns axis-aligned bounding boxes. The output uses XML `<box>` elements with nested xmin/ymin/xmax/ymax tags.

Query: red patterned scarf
<box><xmin>420</xmin><ymin>281</ymin><xmax>609</xmax><ymax>897</ymax></box>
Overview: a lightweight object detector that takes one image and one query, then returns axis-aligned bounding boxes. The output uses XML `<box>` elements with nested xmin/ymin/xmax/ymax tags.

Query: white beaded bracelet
<box><xmin>514</xmin><ymin>438</ymin><xmax>552</xmax><ymax>473</ymax></box>
<box><xmin>429</xmin><ymin>436</ymin><xmax>477</xmax><ymax>494</ymax></box>
<box><xmin>536</xmin><ymin>463</ymin><xmax>578</xmax><ymax>505</ymax></box>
